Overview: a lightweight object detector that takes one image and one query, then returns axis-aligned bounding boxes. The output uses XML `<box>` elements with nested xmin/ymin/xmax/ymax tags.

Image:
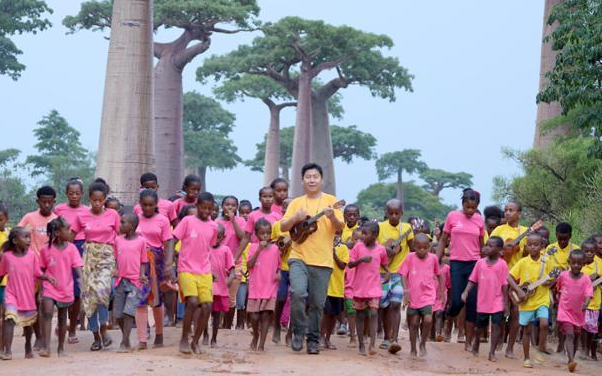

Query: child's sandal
<box><xmin>90</xmin><ymin>341</ymin><xmax>102</xmax><ymax>351</ymax></box>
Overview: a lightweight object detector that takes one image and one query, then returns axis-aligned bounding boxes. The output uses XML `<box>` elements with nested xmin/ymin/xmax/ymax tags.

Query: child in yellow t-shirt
<box><xmin>545</xmin><ymin>222</ymin><xmax>579</xmax><ymax>271</ymax></box>
<box><xmin>0</xmin><ymin>204</ymin><xmax>10</xmax><ymax>345</ymax></box>
<box><xmin>321</xmin><ymin>234</ymin><xmax>349</xmax><ymax>350</ymax></box>
<box><xmin>580</xmin><ymin>238</ymin><xmax>601</xmax><ymax>360</ymax></box>
<box><xmin>341</xmin><ymin>204</ymin><xmax>360</xmax><ymax>246</ymax></box>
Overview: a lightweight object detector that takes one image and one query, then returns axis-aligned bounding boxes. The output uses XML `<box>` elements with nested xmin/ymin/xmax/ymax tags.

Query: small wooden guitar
<box><xmin>510</xmin><ymin>266</ymin><xmax>561</xmax><ymax>305</ymax></box>
<box><xmin>290</xmin><ymin>200</ymin><xmax>346</xmax><ymax>245</ymax></box>
<box><xmin>384</xmin><ymin>227</ymin><xmax>413</xmax><ymax>256</ymax></box>
<box><xmin>271</xmin><ymin>235</ymin><xmax>292</xmax><ymax>252</ymax></box>
<box><xmin>503</xmin><ymin>219</ymin><xmax>544</xmax><ymax>263</ymax></box>
<box><xmin>592</xmin><ymin>275</ymin><xmax>602</xmax><ymax>288</ymax></box>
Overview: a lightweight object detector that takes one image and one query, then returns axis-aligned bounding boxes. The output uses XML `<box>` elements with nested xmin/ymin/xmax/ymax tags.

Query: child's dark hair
<box><xmin>483</xmin><ymin>205</ymin><xmax>503</xmax><ymax>221</ymax></box>
<box><xmin>461</xmin><ymin>188</ymin><xmax>480</xmax><ymax>205</ymax></box>
<box><xmin>93</xmin><ymin>177</ymin><xmax>110</xmax><ymax>192</ymax></box>
<box><xmin>1</xmin><ymin>226</ymin><xmax>27</xmax><ymax>252</ymax></box>
<box><xmin>140</xmin><ymin>172</ymin><xmax>158</xmax><ymax>186</ymax></box>
<box><xmin>344</xmin><ymin>204</ymin><xmax>359</xmax><ymax>213</ymax></box>
<box><xmin>358</xmin><ymin>216</ymin><xmax>370</xmax><ymax>226</ymax></box>
<box><xmin>89</xmin><ymin>181</ymin><xmax>109</xmax><ymax>196</ymax></box>
<box><xmin>507</xmin><ymin>200</ymin><xmax>522</xmax><ymax>211</ymax></box>
<box><xmin>591</xmin><ymin>234</ymin><xmax>602</xmax><ymax>242</ymax></box>
<box><xmin>259</xmin><ymin>186</ymin><xmax>273</xmax><ymax>197</ymax></box>
<box><xmin>66</xmin><ymin>177</ymin><xmax>84</xmax><ymax>192</ymax></box>
<box><xmin>182</xmin><ymin>174</ymin><xmax>201</xmax><ymax>190</ymax></box>
<box><xmin>221</xmin><ymin>195</ymin><xmax>239</xmax><ymax>207</ymax></box>
<box><xmin>37</xmin><ymin>185</ymin><xmax>57</xmax><ymax>198</ymax></box>
<box><xmin>582</xmin><ymin>237</ymin><xmax>597</xmax><ymax>250</ymax></box>
<box><xmin>123</xmin><ymin>213</ymin><xmax>139</xmax><ymax>230</ymax></box>
<box><xmin>301</xmin><ymin>163</ymin><xmax>323</xmax><ymax>178</ymax></box>
<box><xmin>556</xmin><ymin>222</ymin><xmax>572</xmax><ymax>235</ymax></box>
<box><xmin>254</xmin><ymin>218</ymin><xmax>272</xmax><ymax>234</ymax></box>
<box><xmin>361</xmin><ymin>220</ymin><xmax>380</xmax><ymax>237</ymax></box>
<box><xmin>569</xmin><ymin>249</ymin><xmax>585</xmax><ymax>260</ymax></box>
<box><xmin>239</xmin><ymin>200</ymin><xmax>252</xmax><ymax>209</ymax></box>
<box><xmin>527</xmin><ymin>232</ymin><xmax>543</xmax><ymax>243</ymax></box>
<box><xmin>537</xmin><ymin>226</ymin><xmax>550</xmax><ymax>236</ymax></box>
<box><xmin>198</xmin><ymin>192</ymin><xmax>214</xmax><ymax>205</ymax></box>
<box><xmin>47</xmin><ymin>216</ymin><xmax>69</xmax><ymax>246</ymax></box>
<box><xmin>270</xmin><ymin>178</ymin><xmax>289</xmax><ymax>189</ymax></box>
<box><xmin>488</xmin><ymin>236</ymin><xmax>504</xmax><ymax>249</ymax></box>
<box><xmin>0</xmin><ymin>202</ymin><xmax>8</xmax><ymax>217</ymax></box>
<box><xmin>178</xmin><ymin>204</ymin><xmax>196</xmax><ymax>221</ymax></box>
<box><xmin>140</xmin><ymin>189</ymin><xmax>159</xmax><ymax>213</ymax></box>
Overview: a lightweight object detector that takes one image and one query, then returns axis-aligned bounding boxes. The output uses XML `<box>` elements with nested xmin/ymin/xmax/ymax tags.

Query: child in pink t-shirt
<box><xmin>114</xmin><ymin>214</ymin><xmax>148</xmax><ymax>352</ymax></box>
<box><xmin>236</xmin><ymin>187</ymin><xmax>280</xmax><ymax>262</ymax></box>
<box><xmin>344</xmin><ymin>228</ymin><xmax>362</xmax><ymax>347</ymax></box>
<box><xmin>0</xmin><ymin>227</ymin><xmax>56</xmax><ymax>360</ymax></box>
<box><xmin>432</xmin><ymin>254</ymin><xmax>450</xmax><ymax>343</ymax></box>
<box><xmin>462</xmin><ymin>236</ymin><xmax>509</xmax><ymax>362</ymax></box>
<box><xmin>556</xmin><ymin>250</ymin><xmax>593</xmax><ymax>372</ymax></box>
<box><xmin>348</xmin><ymin>221</ymin><xmax>389</xmax><ymax>356</ymax></box>
<box><xmin>246</xmin><ymin>218</ymin><xmax>281</xmax><ymax>351</ymax></box>
<box><xmin>399</xmin><ymin>233</ymin><xmax>442</xmax><ymax>358</ymax></box>
<box><xmin>172</xmin><ymin>175</ymin><xmax>202</xmax><ymax>224</ymax></box>
<box><xmin>18</xmin><ymin>186</ymin><xmax>58</xmax><ymax>256</ymax></box>
<box><xmin>39</xmin><ymin>217</ymin><xmax>84</xmax><ymax>358</ymax></box>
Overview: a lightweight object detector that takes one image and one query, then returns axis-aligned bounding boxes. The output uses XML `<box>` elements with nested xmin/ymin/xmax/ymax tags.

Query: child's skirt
<box><xmin>584</xmin><ymin>309</ymin><xmax>599</xmax><ymax>334</ymax></box>
<box><xmin>4</xmin><ymin>303</ymin><xmax>37</xmax><ymax>327</ymax></box>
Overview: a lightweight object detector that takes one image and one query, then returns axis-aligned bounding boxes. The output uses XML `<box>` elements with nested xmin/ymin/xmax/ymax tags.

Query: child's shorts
<box><xmin>407</xmin><ymin>305</ymin><xmax>433</xmax><ymax>317</ymax></box>
<box><xmin>236</xmin><ymin>282</ymin><xmax>248</xmax><ymax>310</ymax></box>
<box><xmin>179</xmin><ymin>272</ymin><xmax>213</xmax><ymax>303</ymax></box>
<box><xmin>114</xmin><ymin>279</ymin><xmax>143</xmax><ymax>319</ymax></box>
<box><xmin>324</xmin><ymin>296</ymin><xmax>345</xmax><ymax>316</ymax></box>
<box><xmin>247</xmin><ymin>298</ymin><xmax>276</xmax><ymax>313</ymax></box>
<box><xmin>42</xmin><ymin>297</ymin><xmax>73</xmax><ymax>309</ymax></box>
<box><xmin>584</xmin><ymin>309</ymin><xmax>599</xmax><ymax>334</ymax></box>
<box><xmin>0</xmin><ymin>285</ymin><xmax>5</xmax><ymax>305</ymax></box>
<box><xmin>558</xmin><ymin>321</ymin><xmax>582</xmax><ymax>336</ymax></box>
<box><xmin>212</xmin><ymin>295</ymin><xmax>229</xmax><ymax>313</ymax></box>
<box><xmin>518</xmin><ymin>305</ymin><xmax>549</xmax><ymax>326</ymax></box>
<box><xmin>353</xmin><ymin>297</ymin><xmax>380</xmax><ymax>310</ymax></box>
<box><xmin>345</xmin><ymin>299</ymin><xmax>356</xmax><ymax>316</ymax></box>
<box><xmin>476</xmin><ymin>311</ymin><xmax>504</xmax><ymax>329</ymax></box>
<box><xmin>380</xmin><ymin>273</ymin><xmax>403</xmax><ymax>308</ymax></box>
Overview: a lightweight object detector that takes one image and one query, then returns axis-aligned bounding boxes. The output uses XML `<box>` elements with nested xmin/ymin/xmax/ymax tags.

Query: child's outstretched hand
<box><xmin>360</xmin><ymin>255</ymin><xmax>372</xmax><ymax>264</ymax></box>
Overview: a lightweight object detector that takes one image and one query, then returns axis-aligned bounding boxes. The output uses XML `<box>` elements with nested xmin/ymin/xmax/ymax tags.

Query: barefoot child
<box><xmin>114</xmin><ymin>214</ymin><xmax>148</xmax><ymax>352</ymax></box>
<box><xmin>271</xmin><ymin>198</ymin><xmax>293</xmax><ymax>345</ymax></box>
<box><xmin>0</xmin><ymin>227</ymin><xmax>57</xmax><ymax>360</ymax></box>
<box><xmin>246</xmin><ymin>219</ymin><xmax>281</xmax><ymax>351</ymax></box>
<box><xmin>39</xmin><ymin>217</ymin><xmax>84</xmax><ymax>357</ymax></box>
<box><xmin>172</xmin><ymin>192</ymin><xmax>218</xmax><ymax>354</ymax></box>
<box><xmin>344</xmin><ymin>228</ymin><xmax>362</xmax><ymax>347</ymax></box>
<box><xmin>348</xmin><ymin>221</ymin><xmax>389</xmax><ymax>356</ymax></box>
<box><xmin>433</xmin><ymin>248</ymin><xmax>450</xmax><ymax>342</ymax></box>
<box><xmin>580</xmin><ymin>238</ymin><xmax>601</xmax><ymax>360</ymax></box>
<box><xmin>399</xmin><ymin>233</ymin><xmax>443</xmax><ymax>357</ymax></box>
<box><xmin>461</xmin><ymin>236</ymin><xmax>509</xmax><ymax>362</ymax></box>
<box><xmin>556</xmin><ymin>250</ymin><xmax>593</xmax><ymax>372</ymax></box>
<box><xmin>321</xmin><ymin>233</ymin><xmax>349</xmax><ymax>350</ymax></box>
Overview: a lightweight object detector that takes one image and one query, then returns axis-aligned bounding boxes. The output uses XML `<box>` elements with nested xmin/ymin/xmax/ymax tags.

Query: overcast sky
<box><xmin>0</xmin><ymin>0</ymin><xmax>544</xmax><ymax>210</ymax></box>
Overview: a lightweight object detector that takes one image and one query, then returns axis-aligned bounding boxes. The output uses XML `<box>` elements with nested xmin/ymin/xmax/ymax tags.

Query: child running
<box><xmin>344</xmin><ymin>228</ymin><xmax>362</xmax><ymax>347</ymax></box>
<box><xmin>399</xmin><ymin>233</ymin><xmax>442</xmax><ymax>358</ymax></box>
<box><xmin>39</xmin><ymin>217</ymin><xmax>84</xmax><ymax>357</ymax></box>
<box><xmin>246</xmin><ymin>218</ymin><xmax>281</xmax><ymax>351</ymax></box>
<box><xmin>432</xmin><ymin>247</ymin><xmax>450</xmax><ymax>342</ymax></box>
<box><xmin>321</xmin><ymin>232</ymin><xmax>349</xmax><ymax>350</ymax></box>
<box><xmin>462</xmin><ymin>236</ymin><xmax>509</xmax><ymax>362</ymax></box>
<box><xmin>0</xmin><ymin>227</ymin><xmax>56</xmax><ymax>360</ymax></box>
<box><xmin>556</xmin><ymin>250</ymin><xmax>593</xmax><ymax>372</ymax></box>
<box><xmin>348</xmin><ymin>221</ymin><xmax>389</xmax><ymax>356</ymax></box>
<box><xmin>580</xmin><ymin>237</ymin><xmax>601</xmax><ymax>360</ymax></box>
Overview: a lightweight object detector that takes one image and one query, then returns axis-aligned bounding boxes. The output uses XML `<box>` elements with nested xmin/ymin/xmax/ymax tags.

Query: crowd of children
<box><xmin>1</xmin><ymin>172</ymin><xmax>602</xmax><ymax>374</ymax></box>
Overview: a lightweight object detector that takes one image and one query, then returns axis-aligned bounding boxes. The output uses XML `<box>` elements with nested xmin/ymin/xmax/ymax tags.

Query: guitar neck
<box><xmin>394</xmin><ymin>229</ymin><xmax>411</xmax><ymax>244</ymax></box>
<box><xmin>306</xmin><ymin>211</ymin><xmax>327</xmax><ymax>225</ymax></box>
<box><xmin>528</xmin><ymin>275</ymin><xmax>550</xmax><ymax>291</ymax></box>
<box><xmin>509</xmin><ymin>228</ymin><xmax>530</xmax><ymax>247</ymax></box>
<box><xmin>593</xmin><ymin>276</ymin><xmax>602</xmax><ymax>288</ymax></box>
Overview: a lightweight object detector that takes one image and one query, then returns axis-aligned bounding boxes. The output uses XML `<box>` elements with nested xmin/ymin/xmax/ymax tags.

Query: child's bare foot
<box><xmin>153</xmin><ymin>334</ymin><xmax>163</xmax><ymax>348</ymax></box>
<box><xmin>57</xmin><ymin>349</ymin><xmax>66</xmax><ymax>357</ymax></box>
<box><xmin>250</xmin><ymin>337</ymin><xmax>258</xmax><ymax>351</ymax></box>
<box><xmin>285</xmin><ymin>332</ymin><xmax>292</xmax><ymax>347</ymax></box>
<box><xmin>358</xmin><ymin>342</ymin><xmax>366</xmax><ymax>356</ymax></box>
<box><xmin>464</xmin><ymin>343</ymin><xmax>471</xmax><ymax>352</ymax></box>
<box><xmin>190</xmin><ymin>341</ymin><xmax>202</xmax><ymax>355</ymax></box>
<box><xmin>435</xmin><ymin>335</ymin><xmax>444</xmax><ymax>342</ymax></box>
<box><xmin>179</xmin><ymin>339</ymin><xmax>191</xmax><ymax>354</ymax></box>
<box><xmin>38</xmin><ymin>348</ymin><xmax>50</xmax><ymax>358</ymax></box>
<box><xmin>488</xmin><ymin>353</ymin><xmax>498</xmax><ymax>362</ymax></box>
<box><xmin>578</xmin><ymin>351</ymin><xmax>589</xmax><ymax>361</ymax></box>
<box><xmin>348</xmin><ymin>339</ymin><xmax>357</xmax><ymax>348</ymax></box>
<box><xmin>117</xmin><ymin>343</ymin><xmax>131</xmax><ymax>353</ymax></box>
<box><xmin>568</xmin><ymin>361</ymin><xmax>577</xmax><ymax>373</ymax></box>
<box><xmin>33</xmin><ymin>338</ymin><xmax>43</xmax><ymax>351</ymax></box>
<box><xmin>419</xmin><ymin>345</ymin><xmax>427</xmax><ymax>357</ymax></box>
<box><xmin>410</xmin><ymin>349</ymin><xmax>418</xmax><ymax>358</ymax></box>
<box><xmin>202</xmin><ymin>335</ymin><xmax>209</xmax><ymax>346</ymax></box>
<box><xmin>136</xmin><ymin>342</ymin><xmax>148</xmax><ymax>351</ymax></box>
<box><xmin>505</xmin><ymin>350</ymin><xmax>515</xmax><ymax>359</ymax></box>
<box><xmin>272</xmin><ymin>327</ymin><xmax>281</xmax><ymax>344</ymax></box>
<box><xmin>210</xmin><ymin>339</ymin><xmax>217</xmax><ymax>348</ymax></box>
<box><xmin>368</xmin><ymin>345</ymin><xmax>377</xmax><ymax>356</ymax></box>
<box><xmin>1</xmin><ymin>352</ymin><xmax>12</xmax><ymax>361</ymax></box>
<box><xmin>25</xmin><ymin>350</ymin><xmax>34</xmax><ymax>359</ymax></box>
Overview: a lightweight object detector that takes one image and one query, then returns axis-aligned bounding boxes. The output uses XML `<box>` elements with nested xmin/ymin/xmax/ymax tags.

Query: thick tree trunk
<box><xmin>197</xmin><ymin>165</ymin><xmax>207</xmax><ymax>193</ymax></box>
<box><xmin>396</xmin><ymin>170</ymin><xmax>404</xmax><ymax>205</ymax></box>
<box><xmin>96</xmin><ymin>0</ymin><xmax>154</xmax><ymax>207</ymax></box>
<box><xmin>281</xmin><ymin>164</ymin><xmax>290</xmax><ymax>183</ymax></box>
<box><xmin>290</xmin><ymin>63</ymin><xmax>313</xmax><ymax>197</ymax></box>
<box><xmin>311</xmin><ymin>95</ymin><xmax>336</xmax><ymax>195</ymax></box>
<box><xmin>533</xmin><ymin>0</ymin><xmax>570</xmax><ymax>148</ymax></box>
<box><xmin>263</xmin><ymin>104</ymin><xmax>281</xmax><ymax>186</ymax></box>
<box><xmin>154</xmin><ymin>54</ymin><xmax>184</xmax><ymax>199</ymax></box>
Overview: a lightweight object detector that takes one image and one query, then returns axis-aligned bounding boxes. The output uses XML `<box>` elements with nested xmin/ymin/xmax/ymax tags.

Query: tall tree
<box><xmin>25</xmin><ymin>110</ymin><xmax>94</xmax><ymax>196</ymax></box>
<box><xmin>375</xmin><ymin>149</ymin><xmax>427</xmax><ymax>206</ymax></box>
<box><xmin>64</xmin><ymin>0</ymin><xmax>260</xmax><ymax>198</ymax></box>
<box><xmin>0</xmin><ymin>148</ymin><xmax>30</xmax><ymax>222</ymax></box>
<box><xmin>199</xmin><ymin>16</ymin><xmax>413</xmax><ymax>195</ymax></box>
<box><xmin>183</xmin><ymin>92</ymin><xmax>240</xmax><ymax>191</ymax></box>
<box><xmin>420</xmin><ymin>168</ymin><xmax>473</xmax><ymax>197</ymax></box>
<box><xmin>0</xmin><ymin>0</ymin><xmax>52</xmax><ymax>80</ymax></box>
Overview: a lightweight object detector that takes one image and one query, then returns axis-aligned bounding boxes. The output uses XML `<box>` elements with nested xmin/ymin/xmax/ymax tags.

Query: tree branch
<box><xmin>310</xmin><ymin>53</ymin><xmax>354</xmax><ymax>77</ymax></box>
<box><xmin>316</xmin><ymin>77</ymin><xmax>348</xmax><ymax>99</ymax></box>
<box><xmin>210</xmin><ymin>26</ymin><xmax>258</xmax><ymax>34</ymax></box>
<box><xmin>174</xmin><ymin>37</ymin><xmax>211</xmax><ymax>69</ymax></box>
<box><xmin>276</xmin><ymin>101</ymin><xmax>297</xmax><ymax>110</ymax></box>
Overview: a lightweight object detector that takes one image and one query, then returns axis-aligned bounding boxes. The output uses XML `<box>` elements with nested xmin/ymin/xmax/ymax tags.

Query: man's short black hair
<box><xmin>556</xmin><ymin>222</ymin><xmax>572</xmax><ymax>235</ymax></box>
<box><xmin>37</xmin><ymin>186</ymin><xmax>57</xmax><ymax>198</ymax></box>
<box><xmin>301</xmin><ymin>163</ymin><xmax>323</xmax><ymax>178</ymax></box>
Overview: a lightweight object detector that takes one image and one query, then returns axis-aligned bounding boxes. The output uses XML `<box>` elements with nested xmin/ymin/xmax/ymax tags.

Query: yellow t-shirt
<box><xmin>327</xmin><ymin>244</ymin><xmax>349</xmax><ymax>298</ymax></box>
<box><xmin>284</xmin><ymin>193</ymin><xmax>344</xmax><ymax>268</ymax></box>
<box><xmin>271</xmin><ymin>220</ymin><xmax>292</xmax><ymax>272</ymax></box>
<box><xmin>545</xmin><ymin>242</ymin><xmax>579</xmax><ymax>270</ymax></box>
<box><xmin>241</xmin><ymin>244</ymin><xmax>250</xmax><ymax>283</ymax></box>
<box><xmin>341</xmin><ymin>223</ymin><xmax>358</xmax><ymax>243</ymax></box>
<box><xmin>510</xmin><ymin>255</ymin><xmax>555</xmax><ymax>311</ymax></box>
<box><xmin>583</xmin><ymin>256</ymin><xmax>602</xmax><ymax>310</ymax></box>
<box><xmin>490</xmin><ymin>224</ymin><xmax>528</xmax><ymax>269</ymax></box>
<box><xmin>0</xmin><ymin>228</ymin><xmax>9</xmax><ymax>287</ymax></box>
<box><xmin>377</xmin><ymin>221</ymin><xmax>414</xmax><ymax>273</ymax></box>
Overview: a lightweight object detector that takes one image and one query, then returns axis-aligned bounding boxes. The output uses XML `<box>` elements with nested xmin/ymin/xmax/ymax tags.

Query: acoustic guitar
<box><xmin>510</xmin><ymin>261</ymin><xmax>560</xmax><ymax>305</ymax></box>
<box><xmin>592</xmin><ymin>275</ymin><xmax>602</xmax><ymax>288</ymax></box>
<box><xmin>503</xmin><ymin>219</ymin><xmax>544</xmax><ymax>263</ymax></box>
<box><xmin>384</xmin><ymin>227</ymin><xmax>413</xmax><ymax>257</ymax></box>
<box><xmin>290</xmin><ymin>200</ymin><xmax>346</xmax><ymax>245</ymax></box>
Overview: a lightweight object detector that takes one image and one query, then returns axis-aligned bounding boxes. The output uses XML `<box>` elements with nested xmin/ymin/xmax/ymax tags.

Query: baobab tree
<box><xmin>375</xmin><ymin>149</ymin><xmax>427</xmax><ymax>207</ymax></box>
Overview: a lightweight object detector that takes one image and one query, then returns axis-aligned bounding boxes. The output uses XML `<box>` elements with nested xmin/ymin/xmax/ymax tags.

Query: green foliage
<box><xmin>536</xmin><ymin>0</ymin><xmax>602</xmax><ymax>155</ymax></box>
<box><xmin>0</xmin><ymin>0</ymin><xmax>52</xmax><ymax>79</ymax></box>
<box><xmin>420</xmin><ymin>168</ymin><xmax>473</xmax><ymax>197</ymax></box>
<box><xmin>356</xmin><ymin>182</ymin><xmax>455</xmax><ymax>222</ymax></box>
<box><xmin>25</xmin><ymin>110</ymin><xmax>95</xmax><ymax>200</ymax></box>
<box><xmin>0</xmin><ymin>148</ymin><xmax>32</xmax><ymax>222</ymax></box>
<box><xmin>183</xmin><ymin>92</ymin><xmax>240</xmax><ymax>178</ymax></box>
<box><xmin>375</xmin><ymin>149</ymin><xmax>427</xmax><ymax>182</ymax></box>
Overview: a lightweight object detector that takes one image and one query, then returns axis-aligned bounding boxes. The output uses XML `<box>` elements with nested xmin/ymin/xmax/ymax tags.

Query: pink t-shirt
<box><xmin>399</xmin><ymin>253</ymin><xmax>440</xmax><ymax>309</ymax></box>
<box><xmin>18</xmin><ymin>210</ymin><xmax>58</xmax><ymax>256</ymax></box>
<box><xmin>72</xmin><ymin>208</ymin><xmax>121</xmax><ymax>245</ymax></box>
<box><xmin>137</xmin><ymin>213</ymin><xmax>172</xmax><ymax>249</ymax></box>
<box><xmin>210</xmin><ymin>245</ymin><xmax>235</xmax><ymax>297</ymax></box>
<box><xmin>114</xmin><ymin>235</ymin><xmax>148</xmax><ymax>289</ymax></box>
<box><xmin>468</xmin><ymin>258</ymin><xmax>509</xmax><ymax>313</ymax></box>
<box><xmin>556</xmin><ymin>271</ymin><xmax>593</xmax><ymax>327</ymax></box>
<box><xmin>172</xmin><ymin>216</ymin><xmax>218</xmax><ymax>275</ymax></box>
<box><xmin>216</xmin><ymin>216</ymin><xmax>246</xmax><ymax>260</ymax></box>
<box><xmin>245</xmin><ymin>209</ymin><xmax>281</xmax><ymax>243</ymax></box>
<box><xmin>246</xmin><ymin>243</ymin><xmax>281</xmax><ymax>299</ymax></box>
<box><xmin>54</xmin><ymin>203</ymin><xmax>89</xmax><ymax>241</ymax></box>
<box><xmin>433</xmin><ymin>263</ymin><xmax>451</xmax><ymax>312</ymax></box>
<box><xmin>0</xmin><ymin>250</ymin><xmax>43</xmax><ymax>311</ymax></box>
<box><xmin>443</xmin><ymin>210</ymin><xmax>485</xmax><ymax>261</ymax></box>
<box><xmin>40</xmin><ymin>243</ymin><xmax>84</xmax><ymax>303</ymax></box>
<box><xmin>344</xmin><ymin>266</ymin><xmax>355</xmax><ymax>299</ymax></box>
<box><xmin>271</xmin><ymin>203</ymin><xmax>283</xmax><ymax>217</ymax></box>
<box><xmin>133</xmin><ymin>198</ymin><xmax>177</xmax><ymax>223</ymax></box>
<box><xmin>349</xmin><ymin>242</ymin><xmax>388</xmax><ymax>299</ymax></box>
<box><xmin>173</xmin><ymin>198</ymin><xmax>197</xmax><ymax>218</ymax></box>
